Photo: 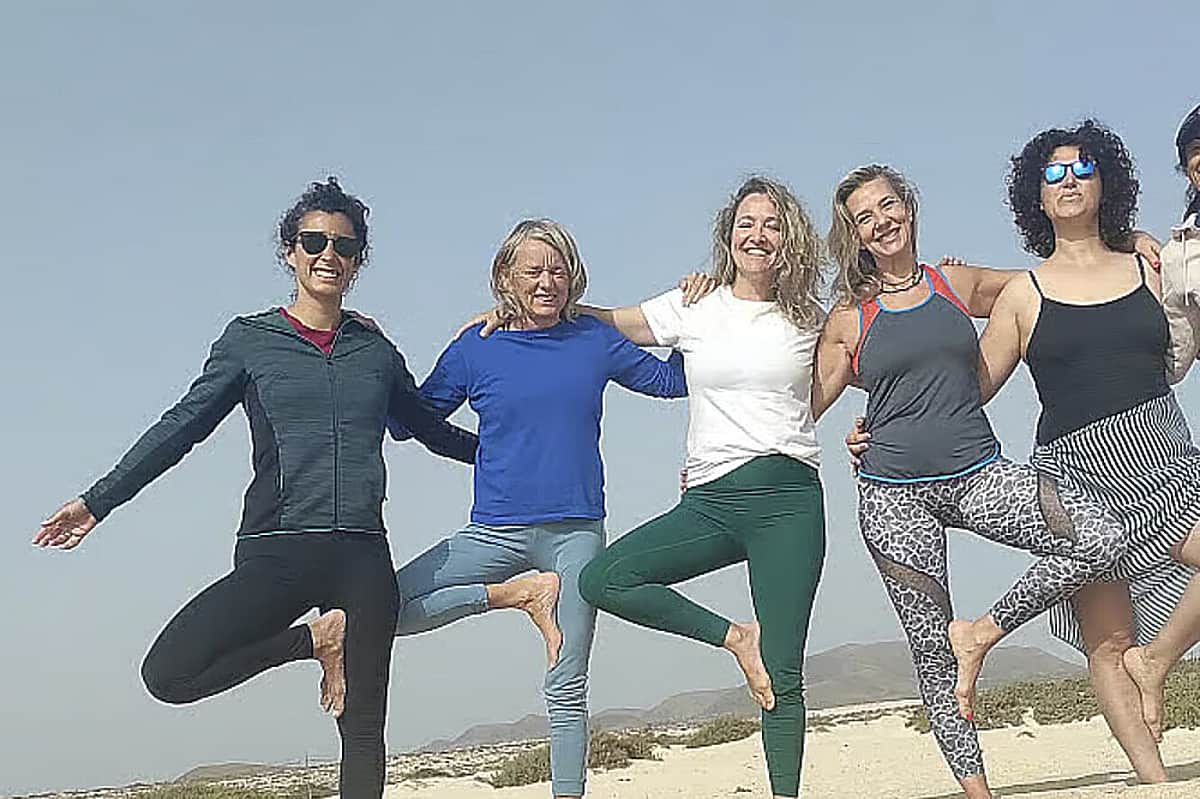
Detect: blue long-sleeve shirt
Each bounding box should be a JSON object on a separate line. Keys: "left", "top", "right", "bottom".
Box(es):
{"left": 391, "top": 315, "right": 687, "bottom": 525}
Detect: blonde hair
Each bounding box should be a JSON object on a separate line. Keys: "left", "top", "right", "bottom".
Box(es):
{"left": 490, "top": 218, "right": 588, "bottom": 323}
{"left": 828, "top": 164, "right": 920, "bottom": 305}
{"left": 712, "top": 175, "right": 825, "bottom": 330}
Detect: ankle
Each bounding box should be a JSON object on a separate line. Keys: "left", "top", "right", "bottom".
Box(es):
{"left": 959, "top": 774, "right": 992, "bottom": 799}
{"left": 486, "top": 582, "right": 519, "bottom": 609}
{"left": 308, "top": 610, "right": 342, "bottom": 652}
{"left": 976, "top": 615, "right": 1005, "bottom": 646}
{"left": 723, "top": 623, "right": 747, "bottom": 650}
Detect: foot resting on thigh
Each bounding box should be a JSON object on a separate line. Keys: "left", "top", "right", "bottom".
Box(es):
{"left": 948, "top": 616, "right": 1003, "bottom": 721}
{"left": 309, "top": 609, "right": 347, "bottom": 718}
{"left": 724, "top": 621, "right": 775, "bottom": 711}
{"left": 1123, "top": 646, "right": 1168, "bottom": 742}
{"left": 489, "top": 572, "right": 563, "bottom": 668}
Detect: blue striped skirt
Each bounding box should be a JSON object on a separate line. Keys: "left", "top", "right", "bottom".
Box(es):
{"left": 1032, "top": 392, "right": 1200, "bottom": 653}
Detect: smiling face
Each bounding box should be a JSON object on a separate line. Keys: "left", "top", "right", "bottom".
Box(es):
{"left": 506, "top": 238, "right": 570, "bottom": 327}
{"left": 1039, "top": 145, "right": 1102, "bottom": 225}
{"left": 285, "top": 211, "right": 361, "bottom": 303}
{"left": 730, "top": 193, "right": 782, "bottom": 279}
{"left": 845, "top": 177, "right": 913, "bottom": 261}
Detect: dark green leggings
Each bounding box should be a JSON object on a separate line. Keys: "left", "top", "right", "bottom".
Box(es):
{"left": 579, "top": 455, "right": 825, "bottom": 797}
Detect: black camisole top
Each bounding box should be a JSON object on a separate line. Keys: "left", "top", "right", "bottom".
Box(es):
{"left": 1025, "top": 255, "right": 1169, "bottom": 446}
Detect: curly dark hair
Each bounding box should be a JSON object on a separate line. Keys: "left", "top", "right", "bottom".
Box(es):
{"left": 1006, "top": 119, "right": 1139, "bottom": 258}
{"left": 276, "top": 177, "right": 371, "bottom": 269}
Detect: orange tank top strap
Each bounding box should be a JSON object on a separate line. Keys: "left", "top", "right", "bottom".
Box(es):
{"left": 852, "top": 297, "right": 883, "bottom": 376}
{"left": 924, "top": 263, "right": 970, "bottom": 316}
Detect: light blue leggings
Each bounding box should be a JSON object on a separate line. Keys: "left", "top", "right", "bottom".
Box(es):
{"left": 395, "top": 520, "right": 604, "bottom": 797}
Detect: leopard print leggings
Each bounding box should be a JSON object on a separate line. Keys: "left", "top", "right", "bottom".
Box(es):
{"left": 857, "top": 457, "right": 1125, "bottom": 779}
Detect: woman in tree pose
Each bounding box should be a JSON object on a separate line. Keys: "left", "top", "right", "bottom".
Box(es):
{"left": 390, "top": 218, "right": 687, "bottom": 799}
{"left": 813, "top": 163, "right": 1126, "bottom": 799}
{"left": 973, "top": 118, "right": 1200, "bottom": 783}
{"left": 33, "top": 178, "right": 478, "bottom": 799}
{"left": 575, "top": 175, "right": 828, "bottom": 799}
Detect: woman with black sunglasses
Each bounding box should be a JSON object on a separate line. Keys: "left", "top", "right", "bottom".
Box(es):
{"left": 975, "top": 119, "right": 1200, "bottom": 784}
{"left": 32, "top": 178, "right": 478, "bottom": 799}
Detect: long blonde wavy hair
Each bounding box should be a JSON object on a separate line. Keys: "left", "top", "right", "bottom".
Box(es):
{"left": 490, "top": 218, "right": 588, "bottom": 323}
{"left": 828, "top": 164, "right": 920, "bottom": 305}
{"left": 712, "top": 175, "right": 825, "bottom": 330}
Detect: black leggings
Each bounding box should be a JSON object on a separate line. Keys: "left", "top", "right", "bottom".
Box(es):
{"left": 140, "top": 533, "right": 399, "bottom": 799}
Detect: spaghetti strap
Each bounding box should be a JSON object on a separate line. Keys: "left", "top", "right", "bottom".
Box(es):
{"left": 1134, "top": 253, "right": 1147, "bottom": 285}
{"left": 1028, "top": 270, "right": 1044, "bottom": 296}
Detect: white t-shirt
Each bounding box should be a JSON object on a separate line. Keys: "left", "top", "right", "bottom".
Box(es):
{"left": 640, "top": 285, "right": 821, "bottom": 487}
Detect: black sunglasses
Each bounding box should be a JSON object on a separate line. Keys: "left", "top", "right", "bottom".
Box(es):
{"left": 297, "top": 230, "right": 362, "bottom": 258}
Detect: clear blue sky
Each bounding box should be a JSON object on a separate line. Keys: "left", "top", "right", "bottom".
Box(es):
{"left": 2, "top": 1, "right": 1196, "bottom": 793}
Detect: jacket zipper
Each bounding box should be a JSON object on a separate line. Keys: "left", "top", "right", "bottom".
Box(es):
{"left": 249, "top": 312, "right": 352, "bottom": 531}
{"left": 328, "top": 323, "right": 347, "bottom": 531}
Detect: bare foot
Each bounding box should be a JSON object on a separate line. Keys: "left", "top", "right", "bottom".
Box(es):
{"left": 948, "top": 618, "right": 995, "bottom": 721}
{"left": 724, "top": 622, "right": 775, "bottom": 711}
{"left": 309, "top": 609, "right": 347, "bottom": 718}
{"left": 1123, "top": 646, "right": 1167, "bottom": 742}
{"left": 511, "top": 572, "right": 563, "bottom": 668}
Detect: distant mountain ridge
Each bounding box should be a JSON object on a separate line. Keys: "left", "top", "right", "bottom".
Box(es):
{"left": 418, "top": 641, "right": 1081, "bottom": 752}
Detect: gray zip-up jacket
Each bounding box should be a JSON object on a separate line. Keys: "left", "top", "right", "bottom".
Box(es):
{"left": 81, "top": 309, "right": 477, "bottom": 537}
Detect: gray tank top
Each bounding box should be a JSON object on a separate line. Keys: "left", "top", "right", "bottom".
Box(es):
{"left": 854, "top": 266, "right": 999, "bottom": 482}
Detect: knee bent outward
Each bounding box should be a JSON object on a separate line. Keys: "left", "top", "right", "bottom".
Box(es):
{"left": 1087, "top": 632, "right": 1135, "bottom": 669}
{"left": 141, "top": 651, "right": 197, "bottom": 705}
{"left": 577, "top": 558, "right": 611, "bottom": 608}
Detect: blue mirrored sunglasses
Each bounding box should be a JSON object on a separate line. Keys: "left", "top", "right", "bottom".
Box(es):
{"left": 1043, "top": 159, "right": 1096, "bottom": 185}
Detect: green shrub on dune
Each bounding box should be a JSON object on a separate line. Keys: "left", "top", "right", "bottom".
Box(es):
{"left": 1162, "top": 659, "right": 1200, "bottom": 730}
{"left": 489, "top": 745, "right": 552, "bottom": 788}
{"left": 588, "top": 730, "right": 660, "bottom": 767}
{"left": 489, "top": 730, "right": 662, "bottom": 788}
{"left": 682, "top": 715, "right": 762, "bottom": 748}
{"left": 133, "top": 785, "right": 323, "bottom": 799}
{"left": 906, "top": 658, "right": 1200, "bottom": 733}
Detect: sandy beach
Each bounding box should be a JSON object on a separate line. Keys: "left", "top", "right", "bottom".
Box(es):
{"left": 380, "top": 706, "right": 1200, "bottom": 799}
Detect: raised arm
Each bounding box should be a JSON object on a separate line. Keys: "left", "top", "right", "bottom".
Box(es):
{"left": 811, "top": 305, "right": 859, "bottom": 421}
{"left": 940, "top": 262, "right": 1023, "bottom": 318}
{"left": 977, "top": 279, "right": 1028, "bottom": 403}
{"left": 604, "top": 323, "right": 688, "bottom": 398}
{"left": 578, "top": 304, "right": 658, "bottom": 347}
{"left": 387, "top": 343, "right": 477, "bottom": 464}
{"left": 35, "top": 323, "right": 248, "bottom": 549}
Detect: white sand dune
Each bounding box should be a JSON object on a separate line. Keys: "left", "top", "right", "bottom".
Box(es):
{"left": 380, "top": 709, "right": 1200, "bottom": 799}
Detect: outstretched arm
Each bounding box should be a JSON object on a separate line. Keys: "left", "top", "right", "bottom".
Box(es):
{"left": 461, "top": 273, "right": 718, "bottom": 345}
{"left": 940, "top": 261, "right": 1023, "bottom": 318}
{"left": 578, "top": 304, "right": 659, "bottom": 346}
{"left": 34, "top": 323, "right": 247, "bottom": 549}
{"left": 811, "top": 306, "right": 859, "bottom": 421}
{"left": 607, "top": 328, "right": 688, "bottom": 398}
